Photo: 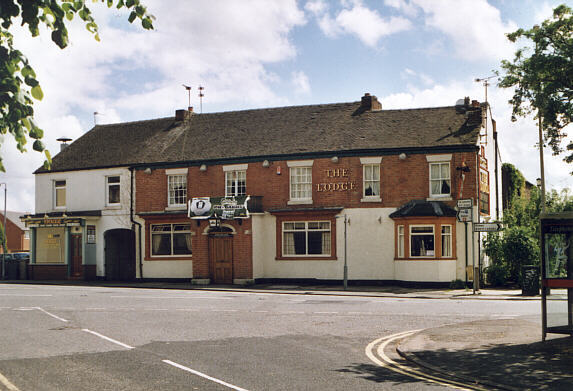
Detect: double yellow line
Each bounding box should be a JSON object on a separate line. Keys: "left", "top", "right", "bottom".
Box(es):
{"left": 365, "top": 330, "right": 490, "bottom": 391}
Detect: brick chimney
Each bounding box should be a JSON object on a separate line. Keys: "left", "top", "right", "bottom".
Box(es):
{"left": 360, "top": 93, "right": 382, "bottom": 111}
{"left": 175, "top": 106, "right": 193, "bottom": 121}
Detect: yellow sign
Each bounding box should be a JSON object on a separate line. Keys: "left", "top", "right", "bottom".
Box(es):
{"left": 316, "top": 168, "right": 357, "bottom": 192}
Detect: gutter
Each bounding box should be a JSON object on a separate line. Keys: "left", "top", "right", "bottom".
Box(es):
{"left": 130, "top": 167, "right": 143, "bottom": 280}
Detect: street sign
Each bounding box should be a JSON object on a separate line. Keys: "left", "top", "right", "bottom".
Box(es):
{"left": 457, "top": 199, "right": 473, "bottom": 209}
{"left": 473, "top": 222, "right": 504, "bottom": 232}
{"left": 457, "top": 208, "right": 472, "bottom": 222}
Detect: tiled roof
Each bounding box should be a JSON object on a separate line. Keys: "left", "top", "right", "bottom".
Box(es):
{"left": 389, "top": 200, "right": 458, "bottom": 218}
{"left": 37, "top": 99, "right": 484, "bottom": 173}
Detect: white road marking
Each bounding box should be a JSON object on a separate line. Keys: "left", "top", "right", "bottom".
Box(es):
{"left": 211, "top": 309, "right": 238, "bottom": 312}
{"left": 0, "top": 294, "right": 52, "bottom": 297}
{"left": 176, "top": 309, "right": 199, "bottom": 311}
{"left": 82, "top": 329, "right": 134, "bottom": 350}
{"left": 163, "top": 360, "right": 250, "bottom": 391}
{"left": 366, "top": 330, "right": 488, "bottom": 390}
{"left": 0, "top": 371, "right": 20, "bottom": 391}
{"left": 15, "top": 307, "right": 69, "bottom": 322}
{"left": 313, "top": 311, "right": 338, "bottom": 314}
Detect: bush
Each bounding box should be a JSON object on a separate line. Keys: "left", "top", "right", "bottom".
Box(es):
{"left": 485, "top": 263, "right": 509, "bottom": 287}
{"left": 449, "top": 279, "right": 466, "bottom": 289}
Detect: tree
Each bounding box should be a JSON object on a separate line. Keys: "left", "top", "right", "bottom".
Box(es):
{"left": 0, "top": 0, "right": 154, "bottom": 172}
{"left": 498, "top": 4, "right": 573, "bottom": 172}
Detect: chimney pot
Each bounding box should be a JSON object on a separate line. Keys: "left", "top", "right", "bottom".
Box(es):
{"left": 471, "top": 100, "right": 480, "bottom": 107}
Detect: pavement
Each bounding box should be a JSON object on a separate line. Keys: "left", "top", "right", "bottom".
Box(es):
{"left": 2, "top": 279, "right": 572, "bottom": 389}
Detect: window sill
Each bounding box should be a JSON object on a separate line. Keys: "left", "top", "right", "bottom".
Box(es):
{"left": 394, "top": 258, "right": 457, "bottom": 262}
{"left": 146, "top": 256, "right": 193, "bottom": 261}
{"left": 426, "top": 196, "right": 452, "bottom": 201}
{"left": 287, "top": 199, "right": 313, "bottom": 205}
{"left": 104, "top": 205, "right": 122, "bottom": 210}
{"left": 276, "top": 256, "right": 337, "bottom": 261}
{"left": 165, "top": 205, "right": 187, "bottom": 211}
{"left": 360, "top": 197, "right": 381, "bottom": 203}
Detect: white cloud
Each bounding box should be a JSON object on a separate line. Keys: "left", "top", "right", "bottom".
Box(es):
{"left": 384, "top": 0, "right": 419, "bottom": 17}
{"left": 310, "top": 0, "right": 412, "bottom": 47}
{"left": 411, "top": 0, "right": 518, "bottom": 62}
{"left": 291, "top": 71, "right": 311, "bottom": 94}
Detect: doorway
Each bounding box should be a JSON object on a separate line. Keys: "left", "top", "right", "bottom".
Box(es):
{"left": 70, "top": 233, "right": 83, "bottom": 279}
{"left": 208, "top": 227, "right": 233, "bottom": 284}
{"left": 104, "top": 229, "right": 136, "bottom": 281}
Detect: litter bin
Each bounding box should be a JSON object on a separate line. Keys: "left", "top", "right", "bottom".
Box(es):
{"left": 4, "top": 257, "right": 19, "bottom": 280}
{"left": 19, "top": 260, "right": 28, "bottom": 280}
{"left": 521, "top": 265, "right": 540, "bottom": 296}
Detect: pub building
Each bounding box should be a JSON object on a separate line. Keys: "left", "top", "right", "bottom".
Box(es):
{"left": 22, "top": 94, "right": 500, "bottom": 285}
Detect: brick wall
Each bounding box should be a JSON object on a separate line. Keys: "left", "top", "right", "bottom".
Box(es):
{"left": 0, "top": 214, "right": 29, "bottom": 253}
{"left": 135, "top": 151, "right": 479, "bottom": 214}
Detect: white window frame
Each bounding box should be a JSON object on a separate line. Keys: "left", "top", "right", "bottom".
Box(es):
{"left": 150, "top": 223, "right": 193, "bottom": 257}
{"left": 287, "top": 160, "right": 313, "bottom": 205}
{"left": 397, "top": 225, "right": 404, "bottom": 258}
{"left": 54, "top": 180, "right": 66, "bottom": 209}
{"left": 282, "top": 221, "right": 331, "bottom": 257}
{"left": 441, "top": 225, "right": 452, "bottom": 258}
{"left": 361, "top": 161, "right": 381, "bottom": 201}
{"left": 426, "top": 154, "right": 452, "bottom": 199}
{"left": 409, "top": 225, "right": 435, "bottom": 258}
{"left": 106, "top": 175, "right": 121, "bottom": 206}
{"left": 166, "top": 169, "right": 188, "bottom": 208}
{"left": 223, "top": 164, "right": 248, "bottom": 197}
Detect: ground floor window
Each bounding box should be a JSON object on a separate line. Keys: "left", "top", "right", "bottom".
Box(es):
{"left": 410, "top": 225, "right": 435, "bottom": 257}
{"left": 394, "top": 219, "right": 456, "bottom": 260}
{"left": 283, "top": 221, "right": 331, "bottom": 256}
{"left": 151, "top": 223, "right": 192, "bottom": 256}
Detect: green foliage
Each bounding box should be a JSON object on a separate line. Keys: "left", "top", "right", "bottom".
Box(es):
{"left": 449, "top": 279, "right": 466, "bottom": 289}
{"left": 0, "top": 0, "right": 155, "bottom": 172}
{"left": 502, "top": 226, "right": 539, "bottom": 283}
{"left": 502, "top": 163, "right": 525, "bottom": 208}
{"left": 497, "top": 4, "right": 573, "bottom": 173}
{"left": 484, "top": 263, "right": 509, "bottom": 287}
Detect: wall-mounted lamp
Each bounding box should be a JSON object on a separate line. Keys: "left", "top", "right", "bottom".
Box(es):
{"left": 377, "top": 216, "right": 382, "bottom": 224}
{"left": 399, "top": 153, "right": 407, "bottom": 160}
{"left": 199, "top": 164, "right": 207, "bottom": 172}
{"left": 276, "top": 166, "right": 281, "bottom": 175}
{"left": 331, "top": 156, "right": 339, "bottom": 163}
{"left": 536, "top": 178, "right": 542, "bottom": 188}
{"left": 144, "top": 167, "right": 152, "bottom": 174}
{"left": 262, "top": 160, "right": 270, "bottom": 168}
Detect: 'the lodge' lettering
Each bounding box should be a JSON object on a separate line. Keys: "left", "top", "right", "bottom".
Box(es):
{"left": 325, "top": 168, "right": 349, "bottom": 178}
{"left": 316, "top": 181, "right": 356, "bottom": 192}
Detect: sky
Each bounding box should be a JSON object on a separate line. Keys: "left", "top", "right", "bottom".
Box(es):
{"left": 1, "top": 0, "right": 572, "bottom": 214}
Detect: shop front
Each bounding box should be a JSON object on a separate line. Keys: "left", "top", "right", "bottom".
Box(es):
{"left": 22, "top": 212, "right": 100, "bottom": 280}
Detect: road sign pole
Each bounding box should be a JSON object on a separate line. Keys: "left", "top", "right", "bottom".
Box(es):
{"left": 465, "top": 222, "right": 468, "bottom": 287}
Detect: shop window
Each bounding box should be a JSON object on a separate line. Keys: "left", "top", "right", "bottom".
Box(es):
{"left": 106, "top": 176, "right": 120, "bottom": 205}
{"left": 283, "top": 221, "right": 330, "bottom": 256}
{"left": 168, "top": 175, "right": 187, "bottom": 207}
{"left": 225, "top": 170, "right": 246, "bottom": 196}
{"left": 151, "top": 223, "right": 192, "bottom": 256}
{"left": 54, "top": 180, "right": 66, "bottom": 208}
{"left": 429, "top": 162, "right": 451, "bottom": 197}
{"left": 410, "top": 225, "right": 435, "bottom": 257}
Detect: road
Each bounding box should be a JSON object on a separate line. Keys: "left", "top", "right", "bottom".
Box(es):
{"left": 0, "top": 284, "right": 539, "bottom": 390}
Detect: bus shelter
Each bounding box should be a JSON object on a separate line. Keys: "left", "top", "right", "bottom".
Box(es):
{"left": 541, "top": 212, "right": 573, "bottom": 340}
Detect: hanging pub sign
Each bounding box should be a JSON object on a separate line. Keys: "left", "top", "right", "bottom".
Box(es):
{"left": 188, "top": 196, "right": 250, "bottom": 219}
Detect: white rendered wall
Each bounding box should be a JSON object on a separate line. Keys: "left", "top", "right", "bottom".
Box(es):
{"left": 35, "top": 168, "right": 133, "bottom": 277}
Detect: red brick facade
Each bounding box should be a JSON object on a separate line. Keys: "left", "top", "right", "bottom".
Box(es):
{"left": 135, "top": 151, "right": 482, "bottom": 281}
{"left": 0, "top": 213, "right": 29, "bottom": 253}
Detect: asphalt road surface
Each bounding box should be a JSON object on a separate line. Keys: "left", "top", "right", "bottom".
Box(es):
{"left": 0, "top": 284, "right": 539, "bottom": 390}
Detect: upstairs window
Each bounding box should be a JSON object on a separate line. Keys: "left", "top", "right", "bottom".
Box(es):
{"left": 363, "top": 164, "right": 380, "bottom": 197}
{"left": 289, "top": 166, "right": 312, "bottom": 202}
{"left": 54, "top": 180, "right": 66, "bottom": 208}
{"left": 223, "top": 164, "right": 248, "bottom": 197}
{"left": 168, "top": 175, "right": 187, "bottom": 207}
{"left": 429, "top": 162, "right": 451, "bottom": 197}
{"left": 106, "top": 176, "right": 120, "bottom": 205}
